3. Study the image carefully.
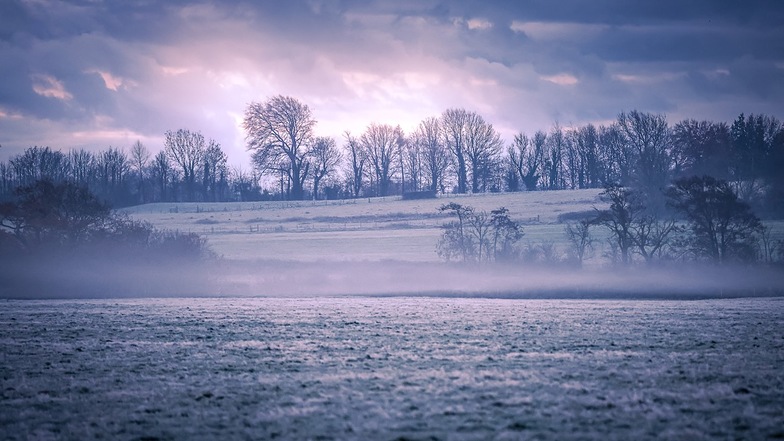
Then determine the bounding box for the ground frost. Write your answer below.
[1,297,783,440]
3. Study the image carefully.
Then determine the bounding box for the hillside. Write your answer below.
[123,189,605,262]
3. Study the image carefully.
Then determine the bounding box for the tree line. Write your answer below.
[437,174,776,267]
[1,95,782,216]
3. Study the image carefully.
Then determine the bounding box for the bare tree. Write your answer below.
[243,95,315,200]
[96,148,130,203]
[150,150,173,202]
[464,112,503,193]
[68,149,96,187]
[508,132,544,191]
[594,184,644,265]
[361,123,404,197]
[667,175,762,263]
[202,141,227,202]
[413,117,449,193]
[310,136,342,200]
[130,140,150,203]
[165,129,206,201]
[564,219,594,266]
[544,124,567,190]
[10,147,69,187]
[441,108,470,193]
[630,214,678,263]
[617,110,672,195]
[343,132,366,198]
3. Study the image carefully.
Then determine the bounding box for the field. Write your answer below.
[122,189,605,263]
[4,190,784,440]
[2,297,783,440]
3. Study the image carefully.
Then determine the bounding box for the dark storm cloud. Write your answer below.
[0,0,782,163]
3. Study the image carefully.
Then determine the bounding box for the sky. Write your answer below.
[1,0,783,167]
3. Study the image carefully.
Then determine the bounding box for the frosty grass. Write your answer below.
[2,297,783,440]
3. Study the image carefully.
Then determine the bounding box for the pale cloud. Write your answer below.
[30,74,73,100]
[466,18,493,30]
[541,73,579,86]
[87,70,131,91]
[510,21,606,39]
[611,71,687,84]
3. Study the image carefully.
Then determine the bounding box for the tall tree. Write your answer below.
[464,112,503,193]
[130,141,150,203]
[413,117,449,193]
[343,132,366,198]
[508,131,548,192]
[667,175,762,263]
[730,113,781,202]
[361,123,404,197]
[68,149,96,188]
[202,141,227,202]
[150,150,173,202]
[96,148,130,204]
[594,184,645,265]
[617,110,672,194]
[310,136,342,200]
[10,147,68,187]
[243,95,315,200]
[544,124,567,190]
[441,108,470,194]
[671,119,732,180]
[165,129,206,201]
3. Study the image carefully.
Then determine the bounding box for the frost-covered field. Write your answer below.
[122,190,605,262]
[2,297,783,440]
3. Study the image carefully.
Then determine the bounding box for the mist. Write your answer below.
[4,253,783,300]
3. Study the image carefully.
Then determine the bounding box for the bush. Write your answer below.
[0,180,215,297]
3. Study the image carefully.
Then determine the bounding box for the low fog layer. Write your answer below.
[4,257,783,300]
[218,260,784,299]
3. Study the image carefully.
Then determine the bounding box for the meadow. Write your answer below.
[123,189,606,263]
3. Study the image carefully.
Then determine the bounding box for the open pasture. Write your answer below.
[124,190,604,262]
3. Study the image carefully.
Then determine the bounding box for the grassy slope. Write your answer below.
[124,189,604,262]
[124,188,784,264]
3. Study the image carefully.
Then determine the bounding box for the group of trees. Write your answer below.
[436,203,524,264]
[1,94,781,215]
[439,175,772,267]
[244,96,783,217]
[0,179,214,296]
[0,135,263,207]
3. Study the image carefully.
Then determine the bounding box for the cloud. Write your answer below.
[30,74,73,100]
[0,0,782,166]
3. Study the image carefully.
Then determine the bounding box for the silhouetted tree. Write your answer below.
[244,95,315,200]
[464,112,503,193]
[438,203,523,264]
[310,136,342,200]
[594,184,645,265]
[441,108,470,194]
[0,180,110,250]
[202,141,227,202]
[490,207,524,262]
[617,110,672,198]
[165,129,207,201]
[564,219,594,267]
[667,175,762,263]
[670,119,732,180]
[361,123,404,197]
[342,132,366,198]
[437,202,475,262]
[413,117,448,193]
[130,141,150,203]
